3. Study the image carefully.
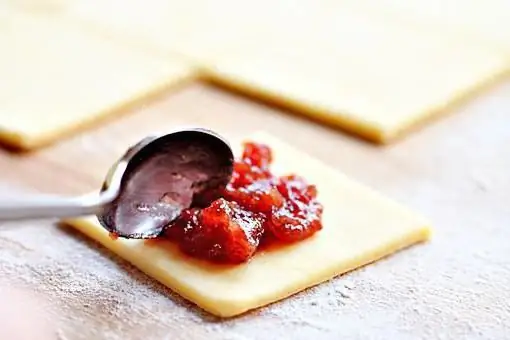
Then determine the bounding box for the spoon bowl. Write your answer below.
[0,127,234,239]
[98,127,234,238]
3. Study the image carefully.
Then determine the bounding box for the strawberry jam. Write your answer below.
[163,142,323,264]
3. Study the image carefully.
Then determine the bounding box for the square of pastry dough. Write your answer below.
[65,0,274,62]
[0,13,196,149]
[345,0,510,53]
[1,0,69,15]
[206,8,509,143]
[65,132,431,317]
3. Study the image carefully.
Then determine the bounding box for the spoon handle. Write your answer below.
[0,194,104,222]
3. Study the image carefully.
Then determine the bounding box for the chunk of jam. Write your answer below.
[163,142,323,264]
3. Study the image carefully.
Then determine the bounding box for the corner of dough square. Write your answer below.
[0,13,197,150]
[205,10,509,143]
[64,132,431,317]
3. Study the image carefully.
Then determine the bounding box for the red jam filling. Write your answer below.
[163,142,323,264]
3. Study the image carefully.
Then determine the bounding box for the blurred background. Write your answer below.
[1,0,509,193]
[0,1,509,339]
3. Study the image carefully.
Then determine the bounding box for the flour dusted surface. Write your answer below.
[0,82,510,339]
[0,204,508,339]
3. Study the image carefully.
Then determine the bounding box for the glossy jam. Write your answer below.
[163,142,323,264]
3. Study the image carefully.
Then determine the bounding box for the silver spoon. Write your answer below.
[0,127,234,239]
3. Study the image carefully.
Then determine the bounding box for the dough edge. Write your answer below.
[63,132,432,317]
[0,69,196,151]
[205,58,510,144]
[65,217,430,317]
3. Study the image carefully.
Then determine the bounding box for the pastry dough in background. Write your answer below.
[205,8,509,143]
[64,0,276,62]
[0,0,69,14]
[344,0,510,54]
[64,133,431,317]
[2,0,508,147]
[0,12,196,150]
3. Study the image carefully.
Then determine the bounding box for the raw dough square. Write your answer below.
[1,0,70,15]
[65,0,270,61]
[346,0,510,53]
[206,9,509,143]
[64,132,431,317]
[0,13,196,150]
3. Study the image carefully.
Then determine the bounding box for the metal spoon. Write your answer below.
[0,127,234,239]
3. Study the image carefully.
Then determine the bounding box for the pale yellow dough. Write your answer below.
[65,132,431,317]
[0,12,196,150]
[206,8,509,143]
[65,0,267,61]
[1,0,69,14]
[26,1,509,143]
[345,0,510,53]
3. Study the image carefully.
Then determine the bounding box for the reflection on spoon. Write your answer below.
[98,128,234,238]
